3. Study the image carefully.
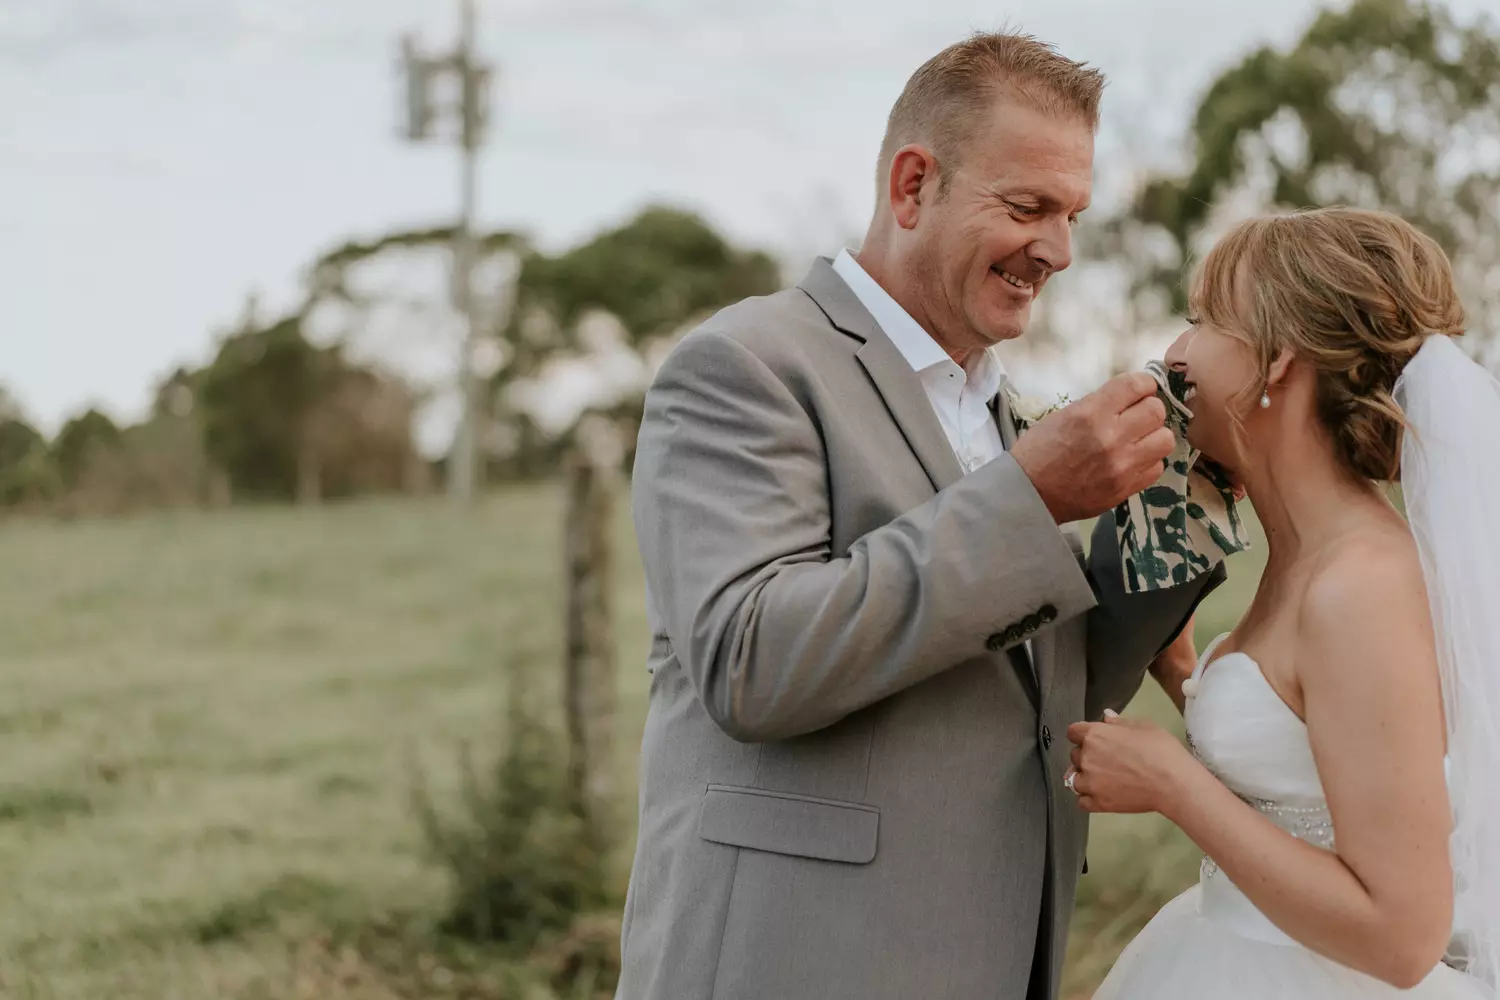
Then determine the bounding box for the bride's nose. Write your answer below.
[1164,329,1194,370]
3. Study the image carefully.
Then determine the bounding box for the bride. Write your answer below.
[1067,207,1499,998]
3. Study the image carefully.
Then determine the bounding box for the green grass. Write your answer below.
[0,488,1263,999]
[0,488,651,998]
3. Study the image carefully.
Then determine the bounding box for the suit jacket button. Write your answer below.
[985,633,1006,651]
[1039,604,1058,623]
[1041,726,1054,750]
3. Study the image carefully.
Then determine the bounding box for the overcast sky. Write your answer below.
[3,0,1494,433]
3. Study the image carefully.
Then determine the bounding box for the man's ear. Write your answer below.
[888,144,939,231]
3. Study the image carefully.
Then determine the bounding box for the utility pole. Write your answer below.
[399,0,493,505]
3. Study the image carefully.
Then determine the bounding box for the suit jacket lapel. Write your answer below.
[993,382,1020,451]
[856,340,964,492]
[990,390,1049,707]
[798,259,963,493]
[802,258,1053,708]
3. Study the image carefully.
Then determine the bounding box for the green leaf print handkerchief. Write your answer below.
[1115,361,1250,593]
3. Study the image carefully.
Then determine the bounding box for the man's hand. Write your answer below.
[1010,372,1175,524]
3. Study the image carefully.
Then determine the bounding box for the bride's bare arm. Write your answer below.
[1147,615,1199,713]
[1070,541,1454,988]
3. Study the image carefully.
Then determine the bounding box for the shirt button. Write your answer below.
[1041,726,1054,750]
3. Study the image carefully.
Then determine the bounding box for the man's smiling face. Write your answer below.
[907,99,1094,352]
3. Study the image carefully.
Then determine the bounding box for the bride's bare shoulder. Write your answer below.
[1297,525,1436,681]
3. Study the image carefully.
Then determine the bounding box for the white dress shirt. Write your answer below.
[832,250,1032,661]
[832,249,1007,474]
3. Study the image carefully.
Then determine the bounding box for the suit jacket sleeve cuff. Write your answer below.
[957,454,1098,650]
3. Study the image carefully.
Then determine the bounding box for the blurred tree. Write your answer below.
[151,366,200,421]
[61,416,214,516]
[298,366,430,502]
[493,205,782,477]
[52,408,122,490]
[513,205,781,344]
[0,408,59,508]
[196,314,423,503]
[142,368,231,509]
[197,316,326,501]
[14,374,227,517]
[1107,0,1500,360]
[303,226,528,486]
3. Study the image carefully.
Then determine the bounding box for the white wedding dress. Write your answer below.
[1093,635,1493,1000]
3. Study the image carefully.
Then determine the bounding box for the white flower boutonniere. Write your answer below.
[1005,387,1071,434]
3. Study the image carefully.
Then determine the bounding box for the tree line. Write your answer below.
[2,0,1494,516]
[0,206,779,515]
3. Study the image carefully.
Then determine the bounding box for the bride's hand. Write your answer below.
[1065,712,1202,815]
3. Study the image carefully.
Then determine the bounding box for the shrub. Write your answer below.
[412,682,618,955]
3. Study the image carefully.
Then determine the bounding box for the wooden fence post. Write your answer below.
[562,430,618,842]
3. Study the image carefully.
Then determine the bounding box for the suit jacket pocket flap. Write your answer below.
[698,784,878,864]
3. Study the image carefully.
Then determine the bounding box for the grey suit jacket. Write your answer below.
[617,259,1224,1000]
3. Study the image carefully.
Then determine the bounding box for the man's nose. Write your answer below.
[1027,219,1074,275]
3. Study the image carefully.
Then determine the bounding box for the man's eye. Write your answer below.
[1068,214,1080,227]
[1009,202,1041,218]
[1185,315,1202,326]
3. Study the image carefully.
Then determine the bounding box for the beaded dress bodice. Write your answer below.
[1182,636,1336,946]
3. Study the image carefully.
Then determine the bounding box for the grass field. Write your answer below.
[0,487,1263,999]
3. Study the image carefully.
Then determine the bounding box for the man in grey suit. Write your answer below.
[617,31,1222,1000]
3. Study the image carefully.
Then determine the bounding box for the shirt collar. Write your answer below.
[831,249,1007,402]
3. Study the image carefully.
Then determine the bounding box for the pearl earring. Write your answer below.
[1260,392,1271,409]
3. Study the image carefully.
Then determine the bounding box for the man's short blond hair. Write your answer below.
[878,31,1105,197]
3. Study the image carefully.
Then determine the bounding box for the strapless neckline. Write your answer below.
[1187,633,1306,730]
